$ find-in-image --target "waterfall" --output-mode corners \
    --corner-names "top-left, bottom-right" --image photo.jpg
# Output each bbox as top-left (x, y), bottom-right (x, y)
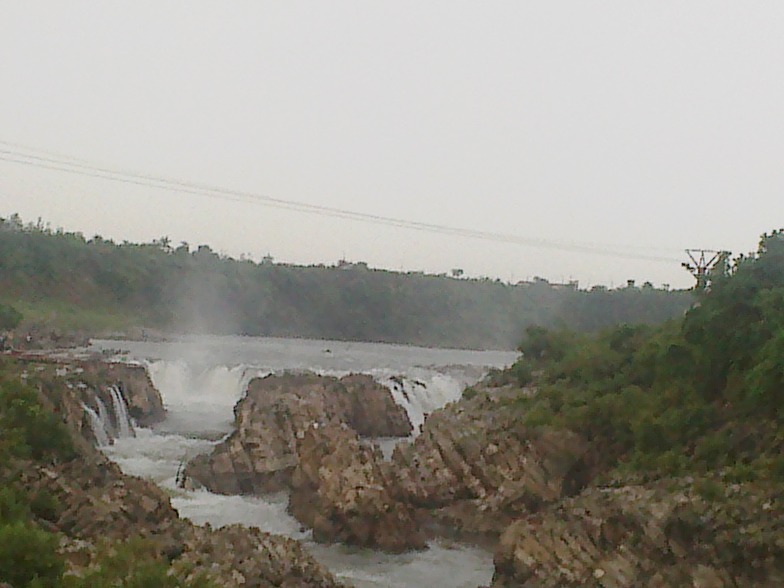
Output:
top-left (109, 385), bottom-right (135, 438)
top-left (380, 371), bottom-right (468, 434)
top-left (82, 403), bottom-right (110, 446)
top-left (95, 395), bottom-right (111, 435)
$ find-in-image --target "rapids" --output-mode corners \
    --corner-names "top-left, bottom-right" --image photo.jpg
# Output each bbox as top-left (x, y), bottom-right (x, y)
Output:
top-left (91, 335), bottom-right (516, 588)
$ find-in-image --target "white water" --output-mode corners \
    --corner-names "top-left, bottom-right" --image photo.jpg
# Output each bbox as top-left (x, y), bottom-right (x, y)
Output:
top-left (82, 403), bottom-right (110, 446)
top-left (82, 387), bottom-right (136, 446)
top-left (95, 395), bottom-right (112, 439)
top-left (91, 335), bottom-right (516, 588)
top-left (109, 385), bottom-right (134, 438)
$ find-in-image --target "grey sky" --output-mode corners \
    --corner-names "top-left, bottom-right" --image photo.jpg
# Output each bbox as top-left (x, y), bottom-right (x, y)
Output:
top-left (2, 2), bottom-right (783, 288)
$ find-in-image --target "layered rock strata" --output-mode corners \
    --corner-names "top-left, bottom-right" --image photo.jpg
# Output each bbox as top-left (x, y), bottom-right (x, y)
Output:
top-left (491, 481), bottom-right (784, 587)
top-left (185, 372), bottom-right (412, 494)
top-left (289, 422), bottom-right (426, 552)
top-left (391, 388), bottom-right (591, 537)
top-left (14, 363), bottom-right (345, 588)
top-left (28, 358), bottom-right (166, 444)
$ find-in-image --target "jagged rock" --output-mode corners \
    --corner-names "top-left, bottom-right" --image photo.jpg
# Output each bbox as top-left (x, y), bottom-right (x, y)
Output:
top-left (177, 524), bottom-right (344, 588)
top-left (185, 372), bottom-right (411, 495)
top-left (23, 357), bottom-right (166, 446)
top-left (5, 362), bottom-right (345, 588)
top-left (391, 388), bottom-right (591, 537)
top-left (78, 361), bottom-right (166, 427)
top-left (491, 481), bottom-right (784, 587)
top-left (289, 423), bottom-right (426, 553)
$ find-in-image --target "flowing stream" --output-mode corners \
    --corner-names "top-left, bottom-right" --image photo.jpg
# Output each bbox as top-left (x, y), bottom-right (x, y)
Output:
top-left (90, 335), bottom-right (517, 588)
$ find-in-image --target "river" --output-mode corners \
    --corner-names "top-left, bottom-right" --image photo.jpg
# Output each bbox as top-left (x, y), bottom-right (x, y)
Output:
top-left (90, 335), bottom-right (517, 588)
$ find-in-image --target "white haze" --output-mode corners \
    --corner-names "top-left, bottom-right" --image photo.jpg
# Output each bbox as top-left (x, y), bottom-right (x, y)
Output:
top-left (2, 2), bottom-right (784, 287)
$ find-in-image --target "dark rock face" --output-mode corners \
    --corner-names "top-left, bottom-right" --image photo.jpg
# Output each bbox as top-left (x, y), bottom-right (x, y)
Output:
top-left (185, 372), bottom-right (412, 495)
top-left (491, 481), bottom-right (784, 588)
top-left (288, 423), bottom-right (426, 553)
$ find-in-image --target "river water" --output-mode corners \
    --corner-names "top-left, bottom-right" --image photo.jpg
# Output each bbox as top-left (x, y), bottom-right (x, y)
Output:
top-left (90, 335), bottom-right (517, 588)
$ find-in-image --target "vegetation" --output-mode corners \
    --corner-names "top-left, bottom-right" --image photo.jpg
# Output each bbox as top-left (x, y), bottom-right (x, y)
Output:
top-left (0, 214), bottom-right (691, 348)
top-left (0, 302), bottom-right (22, 331)
top-left (0, 373), bottom-right (213, 588)
top-left (507, 230), bottom-right (784, 481)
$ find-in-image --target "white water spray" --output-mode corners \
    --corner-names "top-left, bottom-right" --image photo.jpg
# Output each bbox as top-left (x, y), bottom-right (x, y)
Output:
top-left (82, 403), bottom-right (110, 446)
top-left (109, 385), bottom-right (134, 438)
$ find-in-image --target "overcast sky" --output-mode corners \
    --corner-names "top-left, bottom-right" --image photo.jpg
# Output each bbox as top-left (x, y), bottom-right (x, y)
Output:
top-left (2, 2), bottom-right (783, 288)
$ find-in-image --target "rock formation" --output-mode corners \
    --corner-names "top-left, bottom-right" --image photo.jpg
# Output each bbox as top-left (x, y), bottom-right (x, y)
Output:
top-left (289, 422), bottom-right (426, 552)
top-left (185, 372), bottom-right (412, 495)
top-left (12, 361), bottom-right (345, 588)
top-left (82, 360), bottom-right (166, 427)
top-left (391, 387), bottom-right (591, 537)
top-left (491, 480), bottom-right (784, 587)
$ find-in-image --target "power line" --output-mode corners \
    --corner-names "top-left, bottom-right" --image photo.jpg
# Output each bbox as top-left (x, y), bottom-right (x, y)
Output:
top-left (0, 140), bottom-right (683, 263)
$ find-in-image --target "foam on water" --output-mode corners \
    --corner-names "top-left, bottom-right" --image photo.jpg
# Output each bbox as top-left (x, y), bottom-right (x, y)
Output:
top-left (109, 385), bottom-right (134, 438)
top-left (145, 360), bottom-right (266, 436)
top-left (82, 403), bottom-right (110, 446)
top-left (93, 336), bottom-right (517, 588)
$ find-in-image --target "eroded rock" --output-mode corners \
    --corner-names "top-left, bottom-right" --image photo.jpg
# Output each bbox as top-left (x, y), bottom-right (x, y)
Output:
top-left (185, 372), bottom-right (412, 495)
top-left (491, 481), bottom-right (784, 587)
top-left (392, 388), bottom-right (591, 537)
top-left (289, 422), bottom-right (426, 552)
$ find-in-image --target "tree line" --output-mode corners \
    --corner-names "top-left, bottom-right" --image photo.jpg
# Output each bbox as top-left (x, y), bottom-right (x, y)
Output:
top-left (0, 214), bottom-right (692, 349)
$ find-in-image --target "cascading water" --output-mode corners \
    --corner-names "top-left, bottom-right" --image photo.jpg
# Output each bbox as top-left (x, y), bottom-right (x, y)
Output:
top-left (90, 335), bottom-right (518, 588)
top-left (109, 385), bottom-right (134, 438)
top-left (378, 370), bottom-right (468, 433)
top-left (145, 360), bottom-right (265, 437)
top-left (95, 395), bottom-right (111, 437)
top-left (82, 386), bottom-right (135, 445)
top-left (82, 403), bottom-right (110, 446)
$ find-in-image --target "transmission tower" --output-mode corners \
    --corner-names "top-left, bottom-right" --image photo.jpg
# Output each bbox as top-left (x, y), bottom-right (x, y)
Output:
top-left (682, 249), bottom-right (727, 290)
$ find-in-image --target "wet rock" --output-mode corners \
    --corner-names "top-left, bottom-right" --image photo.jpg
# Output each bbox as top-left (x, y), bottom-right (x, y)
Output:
top-left (78, 361), bottom-right (166, 427)
top-left (185, 372), bottom-right (411, 495)
top-left (289, 423), bottom-right (426, 552)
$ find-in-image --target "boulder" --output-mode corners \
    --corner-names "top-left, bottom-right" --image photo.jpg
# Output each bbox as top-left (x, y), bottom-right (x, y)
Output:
top-left (289, 422), bottom-right (426, 552)
top-left (185, 372), bottom-right (411, 495)
top-left (177, 524), bottom-right (345, 588)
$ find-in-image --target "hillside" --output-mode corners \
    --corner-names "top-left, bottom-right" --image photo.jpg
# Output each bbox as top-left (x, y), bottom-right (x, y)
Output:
top-left (0, 214), bottom-right (691, 349)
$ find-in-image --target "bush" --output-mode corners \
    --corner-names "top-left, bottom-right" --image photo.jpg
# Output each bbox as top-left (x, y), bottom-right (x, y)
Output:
top-left (0, 521), bottom-right (64, 587)
top-left (61, 537), bottom-right (215, 588)
top-left (0, 303), bottom-right (22, 331)
top-left (0, 379), bottom-right (75, 462)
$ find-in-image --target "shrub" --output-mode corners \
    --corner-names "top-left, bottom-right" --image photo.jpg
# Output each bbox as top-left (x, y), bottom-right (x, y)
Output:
top-left (0, 379), bottom-right (75, 462)
top-left (0, 521), bottom-right (64, 587)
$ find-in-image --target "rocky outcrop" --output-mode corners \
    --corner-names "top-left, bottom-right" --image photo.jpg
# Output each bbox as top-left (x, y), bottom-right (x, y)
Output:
top-left (77, 360), bottom-right (166, 427)
top-left (491, 480), bottom-right (784, 587)
top-left (289, 422), bottom-right (426, 552)
top-left (391, 387), bottom-right (591, 537)
top-left (177, 524), bottom-right (345, 588)
top-left (18, 452), bottom-right (345, 587)
top-left (21, 357), bottom-right (166, 446)
top-left (185, 372), bottom-right (412, 495)
top-left (9, 362), bottom-right (346, 588)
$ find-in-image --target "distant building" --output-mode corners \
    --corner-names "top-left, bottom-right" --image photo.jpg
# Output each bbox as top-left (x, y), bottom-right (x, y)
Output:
top-left (337, 259), bottom-right (368, 270)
